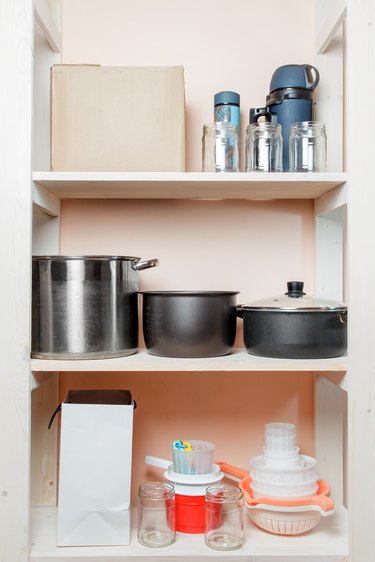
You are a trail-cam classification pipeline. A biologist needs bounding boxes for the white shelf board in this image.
[32,172,347,201]
[30,505,348,561]
[31,349,348,374]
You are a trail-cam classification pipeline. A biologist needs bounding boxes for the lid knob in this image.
[285,281,306,298]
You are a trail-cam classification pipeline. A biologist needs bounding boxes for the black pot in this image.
[142,291,239,358]
[237,281,347,359]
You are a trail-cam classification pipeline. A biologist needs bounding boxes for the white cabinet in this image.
[1,1,374,561]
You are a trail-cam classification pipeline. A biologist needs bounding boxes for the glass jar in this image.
[245,122,283,172]
[205,484,244,550]
[137,482,175,547]
[202,122,239,172]
[289,121,327,172]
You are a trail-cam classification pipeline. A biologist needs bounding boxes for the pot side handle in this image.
[132,258,159,271]
[236,305,244,319]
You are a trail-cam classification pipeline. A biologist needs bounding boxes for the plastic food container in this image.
[218,462,334,536]
[144,455,223,534]
[250,478,319,500]
[250,454,318,485]
[172,440,215,475]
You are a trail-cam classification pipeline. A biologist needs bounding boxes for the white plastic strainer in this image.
[250,478,319,499]
[250,454,318,485]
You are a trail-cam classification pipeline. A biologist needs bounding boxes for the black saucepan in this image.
[237,281,347,359]
[142,291,239,358]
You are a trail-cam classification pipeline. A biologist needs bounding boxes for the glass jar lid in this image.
[241,281,347,312]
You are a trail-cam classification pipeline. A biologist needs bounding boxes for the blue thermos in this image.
[249,64,320,171]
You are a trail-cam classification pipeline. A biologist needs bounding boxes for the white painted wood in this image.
[33,184,60,216]
[316,0,347,55]
[31,349,348,373]
[0,1,33,561]
[34,0,61,53]
[315,184,347,216]
[315,27,345,172]
[346,1,375,559]
[30,505,348,561]
[320,372,349,393]
[31,375,58,506]
[315,377,345,504]
[32,171,347,201]
[315,207,346,301]
[32,12,61,256]
[32,206,60,255]
[33,33,60,171]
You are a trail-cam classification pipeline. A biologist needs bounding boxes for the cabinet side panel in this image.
[0,0,33,560]
[31,375,59,506]
[347,0,375,559]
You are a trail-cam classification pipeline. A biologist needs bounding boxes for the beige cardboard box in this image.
[50,65,185,172]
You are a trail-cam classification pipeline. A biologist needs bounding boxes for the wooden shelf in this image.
[31,349,348,374]
[30,505,348,561]
[33,172,347,202]
[34,0,61,53]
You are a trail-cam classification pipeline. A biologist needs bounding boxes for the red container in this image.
[175,493,222,534]
[175,494,206,534]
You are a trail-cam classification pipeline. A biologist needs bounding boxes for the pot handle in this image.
[236,305,244,319]
[131,258,159,271]
[340,311,348,324]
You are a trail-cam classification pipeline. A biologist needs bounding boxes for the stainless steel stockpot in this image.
[32,255,158,359]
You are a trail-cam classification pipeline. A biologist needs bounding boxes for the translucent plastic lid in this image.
[241,281,347,312]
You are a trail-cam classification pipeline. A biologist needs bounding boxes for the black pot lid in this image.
[241,281,347,312]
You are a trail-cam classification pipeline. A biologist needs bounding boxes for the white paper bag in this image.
[56,390,134,546]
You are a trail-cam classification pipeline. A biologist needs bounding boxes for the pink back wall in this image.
[61,0,315,171]
[59,0,316,502]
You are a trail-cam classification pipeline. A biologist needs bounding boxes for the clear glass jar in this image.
[245,122,283,172]
[289,121,327,172]
[137,482,175,548]
[205,484,244,550]
[202,122,239,172]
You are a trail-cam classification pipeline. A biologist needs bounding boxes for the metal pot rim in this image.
[32,255,141,261]
[240,305,347,312]
[141,291,240,296]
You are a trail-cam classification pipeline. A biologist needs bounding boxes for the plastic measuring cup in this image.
[172,440,214,475]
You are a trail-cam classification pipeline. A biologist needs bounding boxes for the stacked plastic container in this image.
[250,423,319,499]
[145,440,223,534]
[238,422,335,535]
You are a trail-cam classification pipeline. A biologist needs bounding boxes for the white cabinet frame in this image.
[1,0,375,560]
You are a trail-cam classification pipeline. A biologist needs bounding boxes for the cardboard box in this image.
[50,65,185,172]
[56,390,134,546]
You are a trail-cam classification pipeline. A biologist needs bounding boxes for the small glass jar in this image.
[202,122,239,172]
[205,484,244,551]
[137,482,175,548]
[245,122,283,172]
[289,121,327,172]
